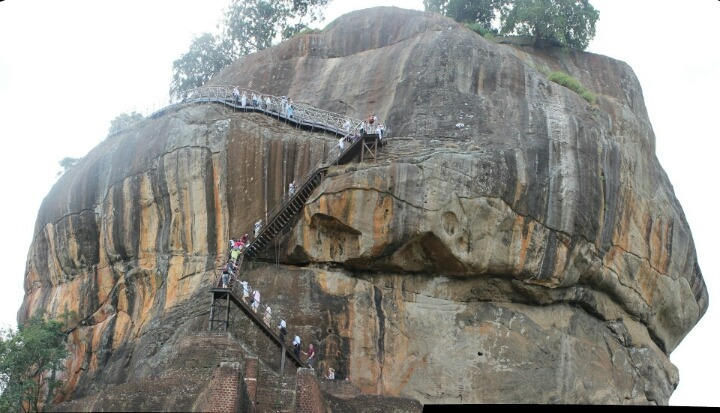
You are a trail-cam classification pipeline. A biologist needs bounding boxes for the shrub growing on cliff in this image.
[548,70,596,104]
[0,314,69,412]
[56,157,80,177]
[500,0,599,50]
[107,111,144,136]
[465,22,496,38]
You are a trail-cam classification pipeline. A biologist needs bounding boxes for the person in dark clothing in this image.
[302,343,316,369]
[278,319,287,344]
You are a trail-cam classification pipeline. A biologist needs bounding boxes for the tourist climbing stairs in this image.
[209,287,305,369]
[200,87,382,370]
[243,166,328,261]
[242,129,379,262]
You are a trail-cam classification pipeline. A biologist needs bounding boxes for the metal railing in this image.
[112,86,374,236]
[178,85,367,137]
[111,85,371,139]
[116,85,379,289]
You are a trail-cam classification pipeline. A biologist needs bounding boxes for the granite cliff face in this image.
[21,7,707,406]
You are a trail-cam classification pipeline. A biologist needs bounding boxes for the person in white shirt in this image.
[240,280,249,303]
[263,305,272,325]
[252,289,261,312]
[343,118,352,137]
[293,335,301,358]
[278,319,287,343]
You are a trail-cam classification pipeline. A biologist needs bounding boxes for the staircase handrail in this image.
[179,85,367,138]
[245,134,370,256]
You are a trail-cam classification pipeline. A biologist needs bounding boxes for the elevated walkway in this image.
[194,96,347,136]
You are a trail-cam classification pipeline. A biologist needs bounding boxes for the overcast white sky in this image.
[0,0,717,407]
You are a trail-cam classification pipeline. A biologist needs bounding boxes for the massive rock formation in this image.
[20,7,707,407]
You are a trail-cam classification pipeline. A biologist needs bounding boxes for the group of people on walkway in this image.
[232,86,295,119]
[188,86,391,149]
[232,87,262,109]
[338,113,387,153]
[232,86,389,146]
[221,231,255,288]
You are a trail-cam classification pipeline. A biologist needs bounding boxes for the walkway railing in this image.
[194,86,363,134]
[126,85,370,139]
[115,86,378,264]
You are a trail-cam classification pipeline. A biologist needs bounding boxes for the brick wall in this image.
[50,332,249,412]
[199,362,242,413]
[294,368,326,413]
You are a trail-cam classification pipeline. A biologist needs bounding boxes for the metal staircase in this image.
[244,166,327,261]
[241,132,377,260]
[205,92,382,374]
[208,287,305,368]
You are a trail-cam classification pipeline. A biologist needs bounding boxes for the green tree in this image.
[0,314,69,412]
[424,0,506,31]
[499,0,599,49]
[222,0,289,57]
[425,0,598,50]
[223,0,329,56]
[169,0,331,100]
[56,157,80,177]
[169,33,233,100]
[107,111,144,135]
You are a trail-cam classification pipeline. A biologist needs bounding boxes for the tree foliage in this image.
[107,111,144,136]
[424,0,599,50]
[169,33,234,100]
[223,0,290,57]
[56,157,80,177]
[169,0,331,100]
[223,0,329,55]
[500,0,599,49]
[424,0,506,31]
[0,314,69,412]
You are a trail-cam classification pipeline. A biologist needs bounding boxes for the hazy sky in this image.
[0,0,717,407]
